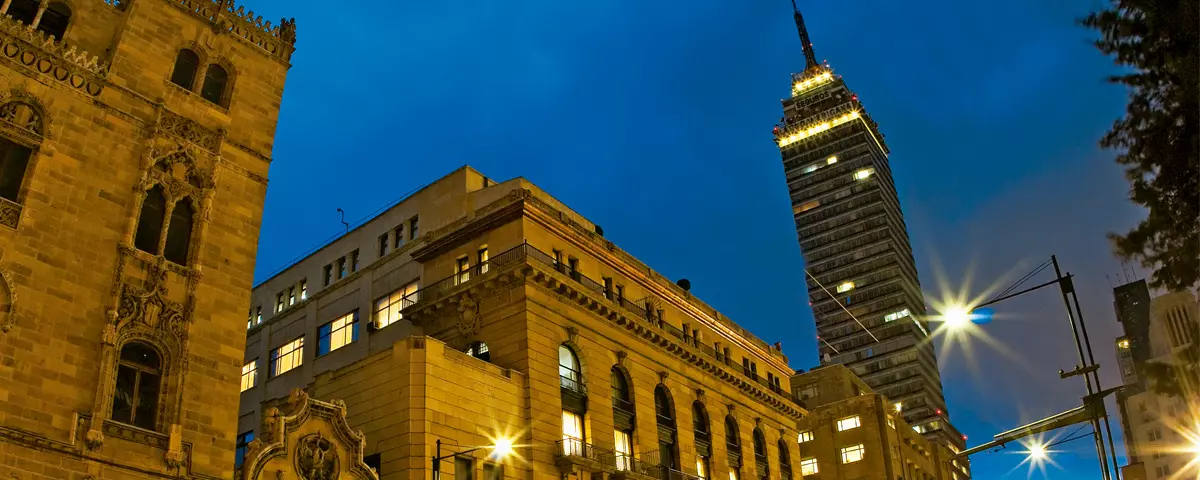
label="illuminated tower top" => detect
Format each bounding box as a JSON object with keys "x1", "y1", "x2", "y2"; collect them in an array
[{"x1": 790, "y1": 0, "x2": 820, "y2": 72}]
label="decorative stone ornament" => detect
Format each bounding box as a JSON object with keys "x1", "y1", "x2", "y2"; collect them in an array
[
  {"x1": 240, "y1": 389, "x2": 378, "y2": 480},
  {"x1": 456, "y1": 293, "x2": 480, "y2": 336}
]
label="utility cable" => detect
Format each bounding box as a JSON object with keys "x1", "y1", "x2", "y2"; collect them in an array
[{"x1": 805, "y1": 268, "x2": 880, "y2": 343}]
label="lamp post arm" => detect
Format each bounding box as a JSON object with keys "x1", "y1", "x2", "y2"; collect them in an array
[{"x1": 975, "y1": 277, "x2": 1065, "y2": 310}]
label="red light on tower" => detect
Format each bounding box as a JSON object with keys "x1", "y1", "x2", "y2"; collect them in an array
[
  {"x1": 936, "y1": 409, "x2": 942, "y2": 415},
  {"x1": 962, "y1": 435, "x2": 968, "y2": 441}
]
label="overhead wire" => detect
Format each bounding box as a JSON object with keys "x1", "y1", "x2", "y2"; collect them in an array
[{"x1": 805, "y1": 268, "x2": 880, "y2": 343}]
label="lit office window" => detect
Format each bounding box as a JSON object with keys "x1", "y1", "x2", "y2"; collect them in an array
[
  {"x1": 797, "y1": 431, "x2": 813, "y2": 443},
  {"x1": 300, "y1": 280, "x2": 308, "y2": 301},
  {"x1": 836, "y1": 416, "x2": 861, "y2": 431},
  {"x1": 561, "y1": 410, "x2": 584, "y2": 456},
  {"x1": 800, "y1": 458, "x2": 818, "y2": 476},
  {"x1": 853, "y1": 168, "x2": 875, "y2": 181},
  {"x1": 375, "y1": 281, "x2": 419, "y2": 329},
  {"x1": 318, "y1": 312, "x2": 358, "y2": 355},
  {"x1": 836, "y1": 281, "x2": 855, "y2": 293},
  {"x1": 240, "y1": 360, "x2": 257, "y2": 392},
  {"x1": 883, "y1": 309, "x2": 911, "y2": 322},
  {"x1": 270, "y1": 337, "x2": 304, "y2": 377},
  {"x1": 840, "y1": 444, "x2": 864, "y2": 464}
]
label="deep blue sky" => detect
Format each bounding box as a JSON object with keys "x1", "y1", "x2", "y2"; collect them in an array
[{"x1": 248, "y1": 1, "x2": 1141, "y2": 477}]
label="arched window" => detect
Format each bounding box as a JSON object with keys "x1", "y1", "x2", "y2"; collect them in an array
[
  {"x1": 693, "y1": 401, "x2": 712, "y2": 478},
  {"x1": 200, "y1": 64, "x2": 228, "y2": 106},
  {"x1": 170, "y1": 49, "x2": 200, "y2": 90},
  {"x1": 558, "y1": 345, "x2": 581, "y2": 393},
  {"x1": 164, "y1": 198, "x2": 193, "y2": 265},
  {"x1": 654, "y1": 385, "x2": 678, "y2": 472},
  {"x1": 725, "y1": 416, "x2": 741, "y2": 449},
  {"x1": 6, "y1": 0, "x2": 38, "y2": 25},
  {"x1": 134, "y1": 186, "x2": 166, "y2": 254},
  {"x1": 777, "y1": 439, "x2": 792, "y2": 479},
  {"x1": 752, "y1": 429, "x2": 767, "y2": 459},
  {"x1": 611, "y1": 367, "x2": 635, "y2": 471},
  {"x1": 36, "y1": 1, "x2": 70, "y2": 39},
  {"x1": 466, "y1": 341, "x2": 489, "y2": 362},
  {"x1": 112, "y1": 342, "x2": 162, "y2": 430}
]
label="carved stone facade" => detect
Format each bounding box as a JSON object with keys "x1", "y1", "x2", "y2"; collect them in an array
[
  {"x1": 0, "y1": 0, "x2": 292, "y2": 478},
  {"x1": 239, "y1": 390, "x2": 377, "y2": 480}
]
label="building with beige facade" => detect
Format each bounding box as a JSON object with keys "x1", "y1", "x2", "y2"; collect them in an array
[
  {"x1": 238, "y1": 167, "x2": 811, "y2": 480},
  {"x1": 790, "y1": 365, "x2": 966, "y2": 480},
  {"x1": 1114, "y1": 290, "x2": 1199, "y2": 480},
  {"x1": 0, "y1": 0, "x2": 295, "y2": 478}
]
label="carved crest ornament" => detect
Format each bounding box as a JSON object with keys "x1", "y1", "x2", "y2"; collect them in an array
[
  {"x1": 296, "y1": 433, "x2": 339, "y2": 480},
  {"x1": 457, "y1": 293, "x2": 480, "y2": 336},
  {"x1": 115, "y1": 261, "x2": 188, "y2": 342}
]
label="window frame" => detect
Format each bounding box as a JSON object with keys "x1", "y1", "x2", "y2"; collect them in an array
[
  {"x1": 235, "y1": 430, "x2": 255, "y2": 468},
  {"x1": 374, "y1": 281, "x2": 418, "y2": 329},
  {"x1": 269, "y1": 336, "x2": 304, "y2": 377},
  {"x1": 799, "y1": 458, "x2": 818, "y2": 476},
  {"x1": 240, "y1": 359, "x2": 257, "y2": 392},
  {"x1": 111, "y1": 342, "x2": 163, "y2": 431},
  {"x1": 317, "y1": 311, "x2": 359, "y2": 356},
  {"x1": 839, "y1": 444, "x2": 865, "y2": 464}
]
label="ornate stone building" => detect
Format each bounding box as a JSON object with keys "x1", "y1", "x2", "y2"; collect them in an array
[
  {"x1": 0, "y1": 0, "x2": 294, "y2": 478},
  {"x1": 239, "y1": 167, "x2": 809, "y2": 480}
]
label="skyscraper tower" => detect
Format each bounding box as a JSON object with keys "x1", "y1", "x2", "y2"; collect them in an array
[{"x1": 774, "y1": 1, "x2": 967, "y2": 455}]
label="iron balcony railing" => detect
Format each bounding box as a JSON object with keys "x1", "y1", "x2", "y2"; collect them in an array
[
  {"x1": 613, "y1": 397, "x2": 635, "y2": 415},
  {"x1": 556, "y1": 439, "x2": 608, "y2": 462},
  {"x1": 560, "y1": 372, "x2": 585, "y2": 394},
  {"x1": 611, "y1": 453, "x2": 658, "y2": 477}
]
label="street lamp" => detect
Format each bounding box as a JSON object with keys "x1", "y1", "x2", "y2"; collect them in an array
[
  {"x1": 432, "y1": 437, "x2": 515, "y2": 480},
  {"x1": 1028, "y1": 442, "x2": 1047, "y2": 461}
]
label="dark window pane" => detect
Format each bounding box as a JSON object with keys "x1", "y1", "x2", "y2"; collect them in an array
[
  {"x1": 171, "y1": 49, "x2": 199, "y2": 90},
  {"x1": 120, "y1": 343, "x2": 160, "y2": 369},
  {"x1": 164, "y1": 199, "x2": 194, "y2": 265},
  {"x1": 111, "y1": 365, "x2": 137, "y2": 424},
  {"x1": 0, "y1": 138, "x2": 31, "y2": 202},
  {"x1": 318, "y1": 323, "x2": 331, "y2": 355},
  {"x1": 36, "y1": 1, "x2": 69, "y2": 39},
  {"x1": 134, "y1": 371, "x2": 160, "y2": 430},
  {"x1": 6, "y1": 0, "x2": 37, "y2": 25},
  {"x1": 363, "y1": 453, "x2": 381, "y2": 475},
  {"x1": 455, "y1": 457, "x2": 473, "y2": 480},
  {"x1": 200, "y1": 65, "x2": 228, "y2": 105},
  {"x1": 134, "y1": 187, "x2": 166, "y2": 254}
]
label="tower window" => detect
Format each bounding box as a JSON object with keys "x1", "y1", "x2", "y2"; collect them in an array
[
  {"x1": 836, "y1": 281, "x2": 855, "y2": 293},
  {"x1": 200, "y1": 64, "x2": 228, "y2": 106},
  {"x1": 36, "y1": 1, "x2": 70, "y2": 40},
  {"x1": 170, "y1": 49, "x2": 200, "y2": 90},
  {"x1": 112, "y1": 342, "x2": 162, "y2": 431},
  {"x1": 164, "y1": 199, "x2": 194, "y2": 265},
  {"x1": 852, "y1": 168, "x2": 875, "y2": 181},
  {"x1": 134, "y1": 186, "x2": 166, "y2": 255}
]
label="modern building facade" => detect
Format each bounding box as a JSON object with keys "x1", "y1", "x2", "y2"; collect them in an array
[
  {"x1": 772, "y1": 3, "x2": 963, "y2": 451},
  {"x1": 790, "y1": 365, "x2": 966, "y2": 480},
  {"x1": 0, "y1": 0, "x2": 294, "y2": 478},
  {"x1": 1114, "y1": 289, "x2": 1199, "y2": 480},
  {"x1": 238, "y1": 167, "x2": 810, "y2": 480}
]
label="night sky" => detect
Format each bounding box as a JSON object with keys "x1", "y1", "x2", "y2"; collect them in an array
[{"x1": 247, "y1": 1, "x2": 1142, "y2": 477}]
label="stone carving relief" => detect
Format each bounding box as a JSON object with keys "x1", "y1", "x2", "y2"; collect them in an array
[
  {"x1": 0, "y1": 268, "x2": 17, "y2": 335},
  {"x1": 241, "y1": 389, "x2": 378, "y2": 480},
  {"x1": 295, "y1": 433, "x2": 338, "y2": 480},
  {"x1": 115, "y1": 261, "x2": 188, "y2": 343},
  {"x1": 156, "y1": 109, "x2": 221, "y2": 153},
  {"x1": 456, "y1": 293, "x2": 480, "y2": 336}
]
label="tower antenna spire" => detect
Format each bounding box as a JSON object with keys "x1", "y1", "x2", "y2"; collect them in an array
[{"x1": 791, "y1": 0, "x2": 820, "y2": 71}]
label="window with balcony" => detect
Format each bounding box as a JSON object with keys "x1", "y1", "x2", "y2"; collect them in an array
[
  {"x1": 654, "y1": 385, "x2": 679, "y2": 472},
  {"x1": 375, "y1": 281, "x2": 418, "y2": 329},
  {"x1": 836, "y1": 416, "x2": 860, "y2": 431},
  {"x1": 478, "y1": 247, "x2": 490, "y2": 274},
  {"x1": 611, "y1": 366, "x2": 635, "y2": 469},
  {"x1": 561, "y1": 410, "x2": 585, "y2": 456},
  {"x1": 614, "y1": 429, "x2": 633, "y2": 471},
  {"x1": 852, "y1": 168, "x2": 875, "y2": 181},
  {"x1": 240, "y1": 360, "x2": 257, "y2": 392},
  {"x1": 270, "y1": 337, "x2": 304, "y2": 377},
  {"x1": 840, "y1": 444, "x2": 864, "y2": 464},
  {"x1": 456, "y1": 256, "x2": 471, "y2": 285},
  {"x1": 318, "y1": 311, "x2": 358, "y2": 355}
]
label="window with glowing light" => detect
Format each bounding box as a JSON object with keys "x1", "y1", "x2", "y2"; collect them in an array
[
  {"x1": 240, "y1": 360, "x2": 257, "y2": 392},
  {"x1": 797, "y1": 431, "x2": 813, "y2": 443},
  {"x1": 839, "y1": 444, "x2": 864, "y2": 464},
  {"x1": 883, "y1": 309, "x2": 911, "y2": 322},
  {"x1": 800, "y1": 458, "x2": 818, "y2": 476},
  {"x1": 793, "y1": 200, "x2": 820, "y2": 214},
  {"x1": 561, "y1": 410, "x2": 584, "y2": 456},
  {"x1": 836, "y1": 282, "x2": 855, "y2": 293},
  {"x1": 318, "y1": 312, "x2": 358, "y2": 355},
  {"x1": 375, "y1": 281, "x2": 418, "y2": 329},
  {"x1": 853, "y1": 168, "x2": 875, "y2": 181},
  {"x1": 836, "y1": 416, "x2": 860, "y2": 431},
  {"x1": 269, "y1": 337, "x2": 303, "y2": 377},
  {"x1": 887, "y1": 416, "x2": 895, "y2": 429}
]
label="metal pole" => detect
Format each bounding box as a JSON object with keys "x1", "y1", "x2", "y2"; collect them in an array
[
  {"x1": 433, "y1": 439, "x2": 441, "y2": 480},
  {"x1": 1067, "y1": 286, "x2": 1123, "y2": 480},
  {"x1": 1051, "y1": 256, "x2": 1111, "y2": 480}
]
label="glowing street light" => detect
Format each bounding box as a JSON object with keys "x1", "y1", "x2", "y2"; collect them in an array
[
  {"x1": 941, "y1": 305, "x2": 975, "y2": 329},
  {"x1": 894, "y1": 402, "x2": 903, "y2": 413},
  {"x1": 433, "y1": 437, "x2": 516, "y2": 480},
  {"x1": 490, "y1": 436, "x2": 514, "y2": 459},
  {"x1": 1028, "y1": 443, "x2": 1047, "y2": 460}
]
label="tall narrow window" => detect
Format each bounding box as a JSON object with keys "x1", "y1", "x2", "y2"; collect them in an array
[
  {"x1": 112, "y1": 342, "x2": 162, "y2": 430},
  {"x1": 694, "y1": 401, "x2": 712, "y2": 479},
  {"x1": 752, "y1": 429, "x2": 768, "y2": 479},
  {"x1": 200, "y1": 64, "x2": 228, "y2": 105},
  {"x1": 611, "y1": 367, "x2": 635, "y2": 471},
  {"x1": 561, "y1": 410, "x2": 584, "y2": 456},
  {"x1": 558, "y1": 345, "x2": 581, "y2": 393},
  {"x1": 6, "y1": 0, "x2": 37, "y2": 25},
  {"x1": 454, "y1": 457, "x2": 474, "y2": 480},
  {"x1": 288, "y1": 287, "x2": 296, "y2": 306},
  {"x1": 778, "y1": 438, "x2": 792, "y2": 480},
  {"x1": 235, "y1": 431, "x2": 254, "y2": 468},
  {"x1": 394, "y1": 225, "x2": 404, "y2": 248},
  {"x1": 134, "y1": 186, "x2": 166, "y2": 254},
  {"x1": 337, "y1": 258, "x2": 346, "y2": 279},
  {"x1": 300, "y1": 280, "x2": 308, "y2": 300},
  {"x1": 614, "y1": 429, "x2": 632, "y2": 471},
  {"x1": 482, "y1": 463, "x2": 502, "y2": 480},
  {"x1": 275, "y1": 293, "x2": 284, "y2": 313},
  {"x1": 351, "y1": 249, "x2": 360, "y2": 272},
  {"x1": 654, "y1": 385, "x2": 678, "y2": 472},
  {"x1": 409, "y1": 216, "x2": 419, "y2": 240},
  {"x1": 378, "y1": 233, "x2": 389, "y2": 257},
  {"x1": 163, "y1": 199, "x2": 194, "y2": 265},
  {"x1": 318, "y1": 311, "x2": 358, "y2": 355},
  {"x1": 323, "y1": 265, "x2": 333, "y2": 286},
  {"x1": 269, "y1": 337, "x2": 304, "y2": 377},
  {"x1": 478, "y1": 247, "x2": 490, "y2": 274},
  {"x1": 456, "y1": 256, "x2": 470, "y2": 285},
  {"x1": 37, "y1": 1, "x2": 70, "y2": 39},
  {"x1": 240, "y1": 360, "x2": 257, "y2": 392},
  {"x1": 0, "y1": 138, "x2": 30, "y2": 203},
  {"x1": 567, "y1": 257, "x2": 579, "y2": 280},
  {"x1": 170, "y1": 49, "x2": 199, "y2": 90}
]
